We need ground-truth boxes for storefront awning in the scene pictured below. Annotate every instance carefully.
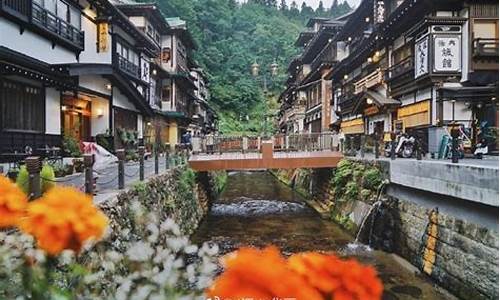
[340,118,364,135]
[397,100,431,129]
[353,90,400,114]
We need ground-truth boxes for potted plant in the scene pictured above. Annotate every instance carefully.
[73,158,84,173]
[64,163,74,176]
[53,164,66,178]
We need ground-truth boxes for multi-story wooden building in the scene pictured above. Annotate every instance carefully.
[0,0,212,157]
[324,0,498,153]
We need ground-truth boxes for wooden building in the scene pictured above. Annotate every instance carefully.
[324,0,498,153]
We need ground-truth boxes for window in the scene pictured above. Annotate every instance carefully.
[0,80,44,132]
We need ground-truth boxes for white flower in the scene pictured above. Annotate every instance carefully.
[184,244,198,254]
[126,241,154,262]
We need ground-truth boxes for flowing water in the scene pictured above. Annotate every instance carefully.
[192,171,455,299]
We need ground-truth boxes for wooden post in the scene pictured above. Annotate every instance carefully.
[25,156,41,200]
[390,132,396,160]
[83,154,94,195]
[374,134,380,159]
[138,146,145,181]
[165,150,170,170]
[360,135,365,158]
[451,126,460,163]
[154,147,159,174]
[117,149,125,189]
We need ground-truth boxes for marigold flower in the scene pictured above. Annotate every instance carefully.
[288,252,383,300]
[0,175,28,228]
[20,186,108,255]
[207,246,323,300]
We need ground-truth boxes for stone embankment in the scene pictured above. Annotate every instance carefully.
[271,159,499,300]
[98,166,226,236]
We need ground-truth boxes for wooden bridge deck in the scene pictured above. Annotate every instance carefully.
[188,142,343,171]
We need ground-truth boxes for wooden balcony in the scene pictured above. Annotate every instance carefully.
[473,38,499,59]
[0,0,84,50]
[354,69,384,94]
[385,56,414,82]
[116,54,141,79]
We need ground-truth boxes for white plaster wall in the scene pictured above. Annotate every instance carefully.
[0,19,77,64]
[79,76,111,96]
[91,97,110,136]
[79,14,112,64]
[45,88,61,135]
[113,87,139,112]
[415,87,432,102]
[129,16,146,27]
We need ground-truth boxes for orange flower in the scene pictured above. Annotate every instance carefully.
[288,252,383,300]
[207,246,323,300]
[20,186,108,255]
[0,175,28,228]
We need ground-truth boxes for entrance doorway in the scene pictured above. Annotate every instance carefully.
[62,97,91,141]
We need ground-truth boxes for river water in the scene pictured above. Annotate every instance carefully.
[192,171,454,299]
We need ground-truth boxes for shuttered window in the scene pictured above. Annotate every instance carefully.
[0,80,45,132]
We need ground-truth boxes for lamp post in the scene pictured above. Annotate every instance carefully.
[251,59,279,137]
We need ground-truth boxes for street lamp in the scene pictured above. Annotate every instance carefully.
[251,61,260,77]
[250,59,279,136]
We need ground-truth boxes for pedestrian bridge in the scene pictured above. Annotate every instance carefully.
[188,134,343,171]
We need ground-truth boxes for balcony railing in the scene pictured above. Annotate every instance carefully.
[1,0,30,20]
[473,38,499,59]
[385,56,414,82]
[310,42,337,71]
[354,69,383,94]
[116,55,141,79]
[1,0,84,50]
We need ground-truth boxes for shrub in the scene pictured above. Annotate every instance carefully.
[344,181,359,200]
[16,164,55,195]
[362,167,383,191]
[63,134,82,157]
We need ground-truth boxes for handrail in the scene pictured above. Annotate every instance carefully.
[473,38,499,58]
[116,54,141,78]
[194,133,341,154]
[1,0,84,48]
[385,56,414,81]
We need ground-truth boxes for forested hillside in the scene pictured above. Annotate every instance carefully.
[155,0,352,133]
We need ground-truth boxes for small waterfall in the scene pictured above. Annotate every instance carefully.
[354,180,389,244]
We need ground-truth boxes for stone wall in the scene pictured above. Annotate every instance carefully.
[271,161,499,300]
[98,166,223,237]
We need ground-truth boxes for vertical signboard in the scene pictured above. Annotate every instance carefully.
[415,36,429,78]
[374,0,385,24]
[97,22,108,53]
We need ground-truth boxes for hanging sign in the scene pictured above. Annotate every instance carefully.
[433,35,461,73]
[97,22,109,53]
[415,36,429,78]
[374,1,385,24]
[141,58,150,83]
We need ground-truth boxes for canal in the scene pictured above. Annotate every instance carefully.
[192,171,455,299]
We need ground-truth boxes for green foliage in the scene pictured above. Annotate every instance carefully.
[117,128,138,149]
[155,0,351,134]
[331,159,384,202]
[178,168,196,197]
[16,164,55,195]
[362,167,383,190]
[15,166,29,195]
[213,171,228,194]
[62,134,82,157]
[40,164,55,192]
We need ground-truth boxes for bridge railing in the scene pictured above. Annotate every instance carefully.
[193,132,340,154]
